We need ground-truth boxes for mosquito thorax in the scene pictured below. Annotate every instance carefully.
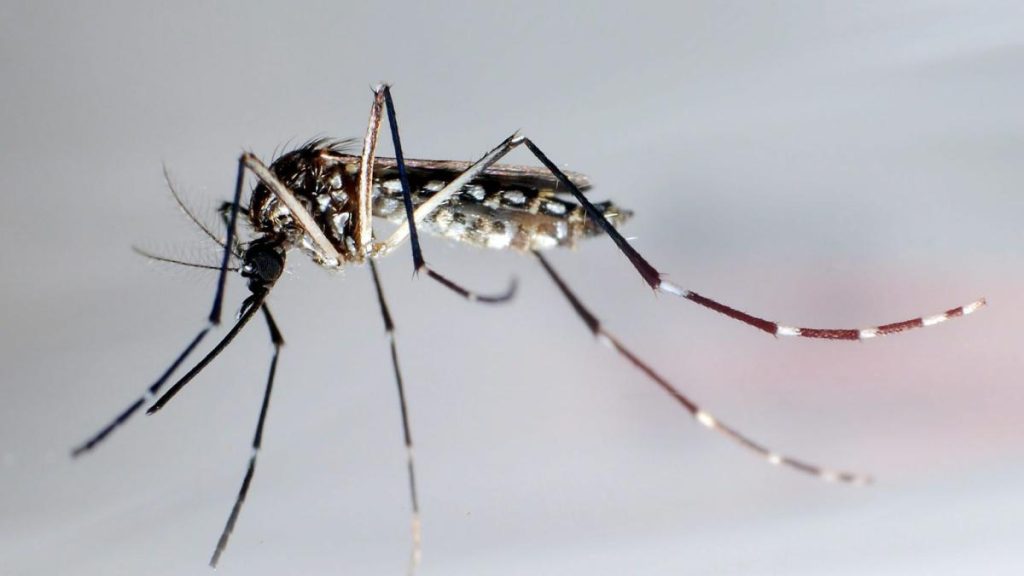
[248,141,359,265]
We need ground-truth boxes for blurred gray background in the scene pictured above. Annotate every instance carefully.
[2,2,1022,575]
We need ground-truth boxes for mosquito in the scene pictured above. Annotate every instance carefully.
[71,84,986,570]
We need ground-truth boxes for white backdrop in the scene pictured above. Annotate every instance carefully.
[2,2,1022,575]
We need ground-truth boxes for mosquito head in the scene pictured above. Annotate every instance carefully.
[241,238,286,294]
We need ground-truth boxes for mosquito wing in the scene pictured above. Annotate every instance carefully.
[373,156,592,193]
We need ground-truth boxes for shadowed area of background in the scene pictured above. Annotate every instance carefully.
[1,2,1021,575]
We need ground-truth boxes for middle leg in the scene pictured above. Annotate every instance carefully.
[372,84,516,303]
[368,259,423,574]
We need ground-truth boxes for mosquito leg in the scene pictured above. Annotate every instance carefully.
[71,158,253,456]
[209,304,284,568]
[217,200,251,256]
[518,138,985,340]
[72,248,244,455]
[379,87,422,274]
[534,251,870,484]
[70,328,211,457]
[146,291,269,415]
[368,260,423,573]
[209,156,249,323]
[375,85,516,304]
[143,153,306,415]
[353,85,385,251]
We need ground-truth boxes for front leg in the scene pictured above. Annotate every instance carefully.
[353,86,385,254]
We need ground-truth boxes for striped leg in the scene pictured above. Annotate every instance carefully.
[70,327,211,456]
[210,305,284,568]
[368,260,423,574]
[518,138,985,340]
[535,251,870,484]
[144,151,304,415]
[660,284,985,340]
[70,157,253,456]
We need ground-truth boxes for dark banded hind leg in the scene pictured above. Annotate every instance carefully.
[535,251,871,485]
[517,138,985,340]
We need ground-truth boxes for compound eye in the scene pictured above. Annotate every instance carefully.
[242,245,284,288]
